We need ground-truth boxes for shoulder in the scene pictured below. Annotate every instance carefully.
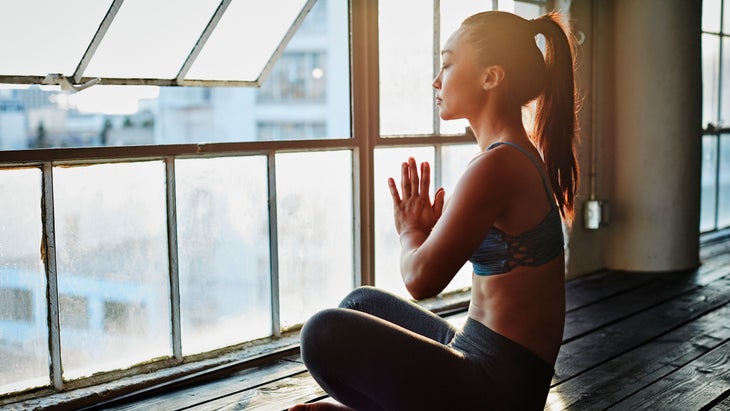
[460,146,521,198]
[442,148,517,222]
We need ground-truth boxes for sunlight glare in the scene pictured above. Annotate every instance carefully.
[68,85,160,115]
[545,391,566,411]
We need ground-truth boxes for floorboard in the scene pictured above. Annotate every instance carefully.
[607,339,730,410]
[85,234,730,411]
[554,278,730,384]
[111,359,307,411]
[545,304,730,410]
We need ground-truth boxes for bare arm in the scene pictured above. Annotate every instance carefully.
[387,153,511,299]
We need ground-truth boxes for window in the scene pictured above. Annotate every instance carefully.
[0,288,33,322]
[257,122,327,140]
[0,168,48,393]
[0,0,349,149]
[103,301,149,334]
[0,0,313,85]
[59,295,89,330]
[257,52,327,103]
[374,0,546,295]
[0,0,548,402]
[701,0,730,232]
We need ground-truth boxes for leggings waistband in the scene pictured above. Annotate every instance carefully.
[450,317,554,397]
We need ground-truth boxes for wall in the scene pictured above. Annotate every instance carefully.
[566,0,702,277]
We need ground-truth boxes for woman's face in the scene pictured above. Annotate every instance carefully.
[432,28,487,121]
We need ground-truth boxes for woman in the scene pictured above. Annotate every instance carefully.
[291,10,579,410]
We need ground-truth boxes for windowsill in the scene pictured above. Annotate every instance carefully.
[2,289,471,410]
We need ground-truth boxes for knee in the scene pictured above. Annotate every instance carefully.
[299,308,346,369]
[338,285,387,310]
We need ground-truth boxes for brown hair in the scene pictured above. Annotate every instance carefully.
[460,11,580,223]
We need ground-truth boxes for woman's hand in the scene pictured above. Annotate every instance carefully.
[387,157,445,237]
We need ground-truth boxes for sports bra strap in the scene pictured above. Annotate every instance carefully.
[486,141,555,202]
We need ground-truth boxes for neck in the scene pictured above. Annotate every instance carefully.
[469,105,528,151]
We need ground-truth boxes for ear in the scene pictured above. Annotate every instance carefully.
[482,65,506,91]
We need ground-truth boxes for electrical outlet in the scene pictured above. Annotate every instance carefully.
[584,200,609,230]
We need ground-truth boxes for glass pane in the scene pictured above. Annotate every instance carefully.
[374,147,435,296]
[277,151,354,328]
[721,37,730,127]
[440,144,480,293]
[85,0,221,79]
[379,0,434,136]
[701,136,718,232]
[0,0,350,150]
[53,162,170,379]
[0,0,112,76]
[512,2,544,19]
[0,168,48,395]
[187,0,308,81]
[176,156,272,355]
[723,0,730,34]
[718,134,730,228]
[703,34,720,129]
[704,0,721,32]
[438,1,492,135]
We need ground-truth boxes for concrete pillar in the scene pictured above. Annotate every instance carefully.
[605,0,702,271]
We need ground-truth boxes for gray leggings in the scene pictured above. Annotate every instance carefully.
[299,286,554,410]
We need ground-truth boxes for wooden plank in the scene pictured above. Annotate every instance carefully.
[553,278,730,384]
[545,303,730,410]
[193,371,326,411]
[112,359,307,411]
[700,237,730,260]
[564,270,662,312]
[607,339,730,410]
[564,264,730,342]
[708,393,730,410]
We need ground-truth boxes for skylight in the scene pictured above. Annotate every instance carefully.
[0,0,314,88]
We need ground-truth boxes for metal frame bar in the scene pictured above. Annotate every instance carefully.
[165,157,183,360]
[73,0,125,83]
[256,0,319,86]
[0,75,259,88]
[175,0,233,85]
[41,162,63,390]
[714,0,726,230]
[0,135,473,167]
[350,0,379,286]
[432,0,441,136]
[266,152,281,336]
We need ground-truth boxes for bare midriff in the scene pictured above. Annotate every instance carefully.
[467,254,565,366]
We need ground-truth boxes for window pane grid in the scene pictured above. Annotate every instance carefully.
[702,0,730,233]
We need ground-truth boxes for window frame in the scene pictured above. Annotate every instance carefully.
[0,0,319,88]
[702,0,730,233]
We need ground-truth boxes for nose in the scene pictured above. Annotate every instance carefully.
[432,71,441,89]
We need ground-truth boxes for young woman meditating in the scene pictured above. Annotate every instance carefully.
[291,10,580,410]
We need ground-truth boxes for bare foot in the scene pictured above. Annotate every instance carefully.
[288,398,355,410]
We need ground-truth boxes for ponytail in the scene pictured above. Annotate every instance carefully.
[531,13,580,224]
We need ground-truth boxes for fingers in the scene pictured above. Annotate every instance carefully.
[387,177,401,204]
[408,157,420,196]
[433,187,445,219]
[395,158,434,200]
[420,162,430,196]
[400,161,411,198]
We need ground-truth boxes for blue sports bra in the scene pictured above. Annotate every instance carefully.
[469,141,564,276]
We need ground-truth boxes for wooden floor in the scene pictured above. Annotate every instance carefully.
[89,235,730,411]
